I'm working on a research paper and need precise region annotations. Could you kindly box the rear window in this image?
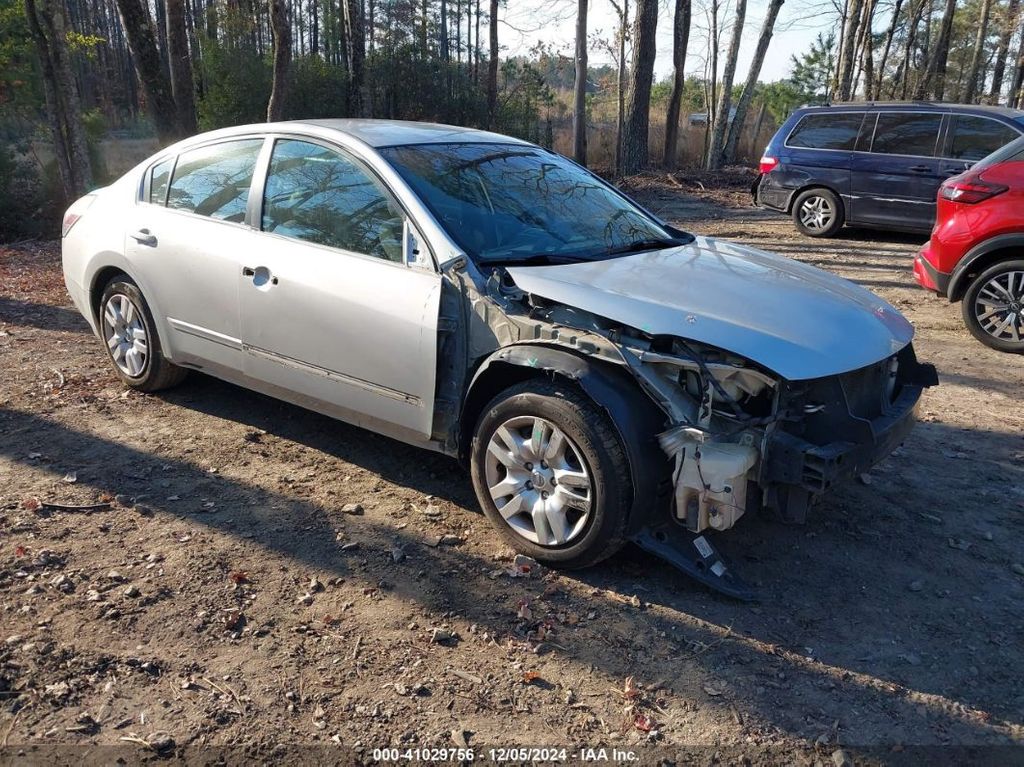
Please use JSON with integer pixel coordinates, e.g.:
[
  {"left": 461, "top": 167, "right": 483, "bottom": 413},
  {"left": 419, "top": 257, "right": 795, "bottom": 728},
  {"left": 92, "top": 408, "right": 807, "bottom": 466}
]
[
  {"left": 149, "top": 158, "right": 172, "bottom": 205},
  {"left": 948, "top": 116, "right": 1021, "bottom": 161},
  {"left": 972, "top": 136, "right": 1024, "bottom": 170},
  {"left": 870, "top": 113, "right": 942, "bottom": 156},
  {"left": 166, "top": 139, "right": 263, "bottom": 222},
  {"left": 786, "top": 113, "right": 865, "bottom": 150}
]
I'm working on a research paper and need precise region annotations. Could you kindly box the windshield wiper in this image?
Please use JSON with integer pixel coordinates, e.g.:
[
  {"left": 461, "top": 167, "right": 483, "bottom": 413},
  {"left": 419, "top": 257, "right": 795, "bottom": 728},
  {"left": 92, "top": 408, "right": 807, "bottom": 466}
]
[
  {"left": 603, "top": 237, "right": 688, "bottom": 257},
  {"left": 479, "top": 253, "right": 593, "bottom": 266}
]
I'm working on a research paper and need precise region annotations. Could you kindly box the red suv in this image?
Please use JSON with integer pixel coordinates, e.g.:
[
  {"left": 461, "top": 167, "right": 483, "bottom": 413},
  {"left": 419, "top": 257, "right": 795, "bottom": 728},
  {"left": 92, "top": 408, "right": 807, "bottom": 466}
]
[{"left": 914, "top": 136, "right": 1024, "bottom": 352}]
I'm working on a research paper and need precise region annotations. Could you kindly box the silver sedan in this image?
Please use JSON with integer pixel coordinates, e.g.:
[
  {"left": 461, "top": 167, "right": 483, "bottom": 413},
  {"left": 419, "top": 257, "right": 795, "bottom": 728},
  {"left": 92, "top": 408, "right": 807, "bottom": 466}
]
[{"left": 61, "top": 120, "right": 936, "bottom": 597}]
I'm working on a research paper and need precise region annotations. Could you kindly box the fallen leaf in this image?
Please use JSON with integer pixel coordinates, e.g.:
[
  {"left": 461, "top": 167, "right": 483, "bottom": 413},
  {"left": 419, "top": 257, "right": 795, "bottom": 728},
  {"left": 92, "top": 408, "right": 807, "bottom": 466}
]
[
  {"left": 622, "top": 676, "right": 641, "bottom": 700},
  {"left": 229, "top": 571, "right": 248, "bottom": 584},
  {"left": 633, "top": 713, "right": 654, "bottom": 732},
  {"left": 22, "top": 497, "right": 41, "bottom": 511},
  {"left": 523, "top": 671, "right": 541, "bottom": 683},
  {"left": 15, "top": 545, "right": 27, "bottom": 558}
]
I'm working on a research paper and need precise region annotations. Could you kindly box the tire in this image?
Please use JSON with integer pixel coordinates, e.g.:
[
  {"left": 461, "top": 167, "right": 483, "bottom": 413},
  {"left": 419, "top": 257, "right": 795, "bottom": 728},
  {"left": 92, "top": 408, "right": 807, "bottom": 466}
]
[
  {"left": 469, "top": 379, "right": 633, "bottom": 569},
  {"left": 792, "top": 187, "right": 844, "bottom": 238},
  {"left": 961, "top": 259, "right": 1024, "bottom": 354},
  {"left": 98, "top": 276, "right": 188, "bottom": 391}
]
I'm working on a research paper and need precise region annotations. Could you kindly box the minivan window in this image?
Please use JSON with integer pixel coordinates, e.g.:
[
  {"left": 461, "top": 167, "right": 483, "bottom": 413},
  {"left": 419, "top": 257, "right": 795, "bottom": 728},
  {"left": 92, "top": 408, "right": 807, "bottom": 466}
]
[
  {"left": 786, "top": 113, "right": 864, "bottom": 150},
  {"left": 949, "top": 116, "right": 1020, "bottom": 162},
  {"left": 166, "top": 138, "right": 263, "bottom": 222},
  {"left": 261, "top": 139, "right": 405, "bottom": 263},
  {"left": 149, "top": 158, "right": 173, "bottom": 205},
  {"left": 870, "top": 113, "right": 942, "bottom": 157}
]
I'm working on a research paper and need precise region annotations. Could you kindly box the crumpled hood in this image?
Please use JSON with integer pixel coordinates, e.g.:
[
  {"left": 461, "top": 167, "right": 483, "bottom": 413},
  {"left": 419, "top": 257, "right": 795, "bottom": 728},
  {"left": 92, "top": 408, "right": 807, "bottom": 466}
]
[{"left": 506, "top": 235, "right": 914, "bottom": 380}]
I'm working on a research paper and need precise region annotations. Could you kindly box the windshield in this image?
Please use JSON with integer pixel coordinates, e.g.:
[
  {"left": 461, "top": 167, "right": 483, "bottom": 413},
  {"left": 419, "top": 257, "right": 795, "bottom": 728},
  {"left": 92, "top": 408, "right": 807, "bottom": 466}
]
[{"left": 379, "top": 142, "right": 686, "bottom": 264}]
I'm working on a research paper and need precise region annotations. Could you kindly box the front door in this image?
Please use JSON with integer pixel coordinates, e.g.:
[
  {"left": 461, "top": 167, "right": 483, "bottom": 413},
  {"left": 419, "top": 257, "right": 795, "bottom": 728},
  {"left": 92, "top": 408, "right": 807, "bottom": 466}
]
[
  {"left": 240, "top": 137, "right": 442, "bottom": 439},
  {"left": 850, "top": 111, "right": 945, "bottom": 231}
]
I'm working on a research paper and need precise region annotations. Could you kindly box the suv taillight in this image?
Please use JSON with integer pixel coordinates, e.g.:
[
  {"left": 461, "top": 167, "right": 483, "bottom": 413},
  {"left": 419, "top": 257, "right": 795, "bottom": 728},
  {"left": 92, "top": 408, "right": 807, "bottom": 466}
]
[
  {"left": 940, "top": 173, "right": 1008, "bottom": 204},
  {"left": 759, "top": 156, "right": 779, "bottom": 175}
]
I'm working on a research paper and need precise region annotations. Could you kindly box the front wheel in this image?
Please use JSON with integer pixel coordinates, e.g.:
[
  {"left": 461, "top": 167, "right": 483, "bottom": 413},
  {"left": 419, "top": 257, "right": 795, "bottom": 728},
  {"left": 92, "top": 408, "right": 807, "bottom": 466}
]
[
  {"left": 99, "top": 277, "right": 188, "bottom": 391},
  {"left": 961, "top": 259, "right": 1024, "bottom": 353},
  {"left": 792, "top": 188, "right": 844, "bottom": 238},
  {"left": 469, "top": 380, "right": 633, "bottom": 569}
]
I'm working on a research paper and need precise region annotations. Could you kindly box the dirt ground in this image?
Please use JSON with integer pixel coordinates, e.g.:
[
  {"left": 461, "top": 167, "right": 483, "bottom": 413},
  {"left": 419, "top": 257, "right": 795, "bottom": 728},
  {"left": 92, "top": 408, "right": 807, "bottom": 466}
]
[{"left": 1, "top": 175, "right": 1023, "bottom": 765}]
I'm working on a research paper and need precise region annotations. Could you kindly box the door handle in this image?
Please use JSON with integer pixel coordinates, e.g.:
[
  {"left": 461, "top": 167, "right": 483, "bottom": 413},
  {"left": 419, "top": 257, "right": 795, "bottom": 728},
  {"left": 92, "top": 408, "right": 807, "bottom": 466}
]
[
  {"left": 908, "top": 165, "right": 931, "bottom": 173},
  {"left": 242, "top": 266, "right": 279, "bottom": 286},
  {"left": 129, "top": 229, "right": 157, "bottom": 246}
]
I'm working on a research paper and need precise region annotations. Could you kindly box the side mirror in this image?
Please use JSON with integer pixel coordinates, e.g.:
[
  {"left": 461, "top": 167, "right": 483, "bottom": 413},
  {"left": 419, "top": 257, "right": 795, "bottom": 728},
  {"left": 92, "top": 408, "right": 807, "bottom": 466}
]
[{"left": 403, "top": 219, "right": 430, "bottom": 269}]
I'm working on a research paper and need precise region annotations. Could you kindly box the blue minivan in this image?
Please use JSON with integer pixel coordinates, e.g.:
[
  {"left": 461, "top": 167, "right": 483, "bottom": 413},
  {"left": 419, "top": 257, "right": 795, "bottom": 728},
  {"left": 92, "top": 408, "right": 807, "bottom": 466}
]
[{"left": 754, "top": 102, "right": 1024, "bottom": 237}]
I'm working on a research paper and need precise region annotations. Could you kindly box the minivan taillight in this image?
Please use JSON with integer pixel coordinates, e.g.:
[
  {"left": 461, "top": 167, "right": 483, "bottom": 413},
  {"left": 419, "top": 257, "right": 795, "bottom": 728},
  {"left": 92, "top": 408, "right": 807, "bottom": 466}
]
[
  {"left": 940, "top": 174, "right": 1008, "bottom": 204},
  {"left": 759, "top": 156, "right": 779, "bottom": 175}
]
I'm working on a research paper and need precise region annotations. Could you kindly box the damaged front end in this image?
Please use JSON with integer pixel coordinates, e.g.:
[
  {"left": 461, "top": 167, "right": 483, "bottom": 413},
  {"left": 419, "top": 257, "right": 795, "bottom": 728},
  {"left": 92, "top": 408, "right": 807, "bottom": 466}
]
[{"left": 449, "top": 252, "right": 937, "bottom": 600}]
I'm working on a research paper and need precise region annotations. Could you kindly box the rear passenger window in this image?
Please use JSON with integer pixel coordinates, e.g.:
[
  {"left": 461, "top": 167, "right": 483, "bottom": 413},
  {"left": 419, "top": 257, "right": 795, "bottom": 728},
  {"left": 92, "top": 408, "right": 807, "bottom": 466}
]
[
  {"left": 949, "top": 116, "right": 1020, "bottom": 161},
  {"left": 166, "top": 139, "right": 263, "bottom": 222},
  {"left": 149, "top": 158, "right": 172, "bottom": 205},
  {"left": 786, "top": 113, "right": 864, "bottom": 150},
  {"left": 870, "top": 113, "right": 941, "bottom": 156}
]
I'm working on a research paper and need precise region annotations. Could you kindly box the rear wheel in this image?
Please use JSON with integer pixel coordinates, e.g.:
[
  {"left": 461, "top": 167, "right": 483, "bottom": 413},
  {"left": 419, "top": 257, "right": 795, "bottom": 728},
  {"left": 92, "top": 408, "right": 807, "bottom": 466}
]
[
  {"left": 99, "top": 277, "right": 188, "bottom": 390},
  {"left": 469, "top": 380, "right": 632, "bottom": 569},
  {"left": 792, "top": 188, "right": 844, "bottom": 238},
  {"left": 962, "top": 259, "right": 1024, "bottom": 353}
]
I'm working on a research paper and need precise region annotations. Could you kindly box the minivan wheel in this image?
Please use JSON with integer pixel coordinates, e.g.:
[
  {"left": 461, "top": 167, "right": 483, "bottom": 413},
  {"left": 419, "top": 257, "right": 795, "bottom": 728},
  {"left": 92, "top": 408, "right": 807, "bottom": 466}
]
[
  {"left": 99, "top": 277, "right": 188, "bottom": 391},
  {"left": 792, "top": 188, "right": 844, "bottom": 238},
  {"left": 470, "top": 380, "right": 632, "bottom": 569},
  {"left": 961, "top": 259, "right": 1024, "bottom": 353}
]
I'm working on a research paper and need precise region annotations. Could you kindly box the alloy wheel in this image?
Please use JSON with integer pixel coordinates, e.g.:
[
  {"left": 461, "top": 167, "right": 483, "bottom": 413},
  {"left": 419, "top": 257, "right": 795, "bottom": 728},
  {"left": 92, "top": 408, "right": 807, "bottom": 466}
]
[
  {"left": 101, "top": 293, "right": 148, "bottom": 377},
  {"left": 973, "top": 270, "right": 1024, "bottom": 343},
  {"left": 484, "top": 415, "right": 593, "bottom": 547},
  {"left": 798, "top": 195, "right": 835, "bottom": 233}
]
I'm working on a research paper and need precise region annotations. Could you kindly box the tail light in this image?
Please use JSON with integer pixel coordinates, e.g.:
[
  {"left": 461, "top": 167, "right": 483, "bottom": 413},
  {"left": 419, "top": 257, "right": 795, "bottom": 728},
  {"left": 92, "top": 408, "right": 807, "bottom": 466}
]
[
  {"left": 940, "top": 173, "right": 1008, "bottom": 204},
  {"left": 759, "top": 156, "right": 779, "bottom": 175},
  {"left": 61, "top": 194, "right": 96, "bottom": 237}
]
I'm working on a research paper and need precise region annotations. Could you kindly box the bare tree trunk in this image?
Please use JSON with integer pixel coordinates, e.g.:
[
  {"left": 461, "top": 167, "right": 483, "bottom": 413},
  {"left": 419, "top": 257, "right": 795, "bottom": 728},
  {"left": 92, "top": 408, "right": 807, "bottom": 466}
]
[
  {"left": 874, "top": 0, "right": 903, "bottom": 96},
  {"left": 267, "top": 0, "right": 290, "bottom": 120},
  {"left": 835, "top": 0, "right": 863, "bottom": 100},
  {"left": 620, "top": 0, "right": 656, "bottom": 175},
  {"left": 989, "top": 0, "right": 1020, "bottom": 103},
  {"left": 114, "top": 0, "right": 181, "bottom": 142},
  {"left": 896, "top": 0, "right": 925, "bottom": 98},
  {"left": 917, "top": 0, "right": 956, "bottom": 100},
  {"left": 24, "top": 0, "right": 93, "bottom": 199},
  {"left": 706, "top": 0, "right": 745, "bottom": 169},
  {"left": 663, "top": 0, "right": 691, "bottom": 168},
  {"left": 165, "top": 0, "right": 196, "bottom": 134},
  {"left": 609, "top": 0, "right": 627, "bottom": 174},
  {"left": 486, "top": 0, "right": 497, "bottom": 124},
  {"left": 963, "top": 0, "right": 994, "bottom": 102},
  {"left": 723, "top": 0, "right": 782, "bottom": 165},
  {"left": 859, "top": 0, "right": 875, "bottom": 100},
  {"left": 832, "top": 0, "right": 850, "bottom": 96},
  {"left": 440, "top": 0, "right": 448, "bottom": 61},
  {"left": 572, "top": 0, "right": 588, "bottom": 164},
  {"left": 342, "top": 0, "right": 364, "bottom": 115},
  {"left": 1012, "top": 18, "right": 1024, "bottom": 107}
]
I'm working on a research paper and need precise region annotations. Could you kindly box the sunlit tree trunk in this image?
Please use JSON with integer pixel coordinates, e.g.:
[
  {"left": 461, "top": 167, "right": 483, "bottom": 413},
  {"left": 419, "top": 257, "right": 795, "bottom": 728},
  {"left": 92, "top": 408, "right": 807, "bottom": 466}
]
[
  {"left": 663, "top": 0, "right": 691, "bottom": 168},
  {"left": 962, "top": 0, "right": 994, "bottom": 102},
  {"left": 166, "top": 0, "right": 197, "bottom": 134},
  {"left": 342, "top": 0, "right": 364, "bottom": 115},
  {"left": 486, "top": 0, "right": 497, "bottom": 124},
  {"left": 620, "top": 0, "right": 657, "bottom": 175},
  {"left": 874, "top": 0, "right": 903, "bottom": 96},
  {"left": 706, "top": 0, "right": 745, "bottom": 169},
  {"left": 267, "top": 0, "right": 291, "bottom": 120},
  {"left": 988, "top": 0, "right": 1020, "bottom": 103},
  {"left": 723, "top": 0, "right": 782, "bottom": 165},
  {"left": 113, "top": 0, "right": 181, "bottom": 142},
  {"left": 572, "top": 0, "right": 588, "bottom": 164},
  {"left": 917, "top": 0, "right": 956, "bottom": 100}
]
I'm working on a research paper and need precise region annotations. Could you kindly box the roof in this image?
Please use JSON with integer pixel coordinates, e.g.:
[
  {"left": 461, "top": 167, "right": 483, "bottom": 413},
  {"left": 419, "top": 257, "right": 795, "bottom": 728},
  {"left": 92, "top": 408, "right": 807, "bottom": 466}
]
[
  {"left": 799, "top": 101, "right": 1024, "bottom": 119},
  {"left": 281, "top": 119, "right": 530, "bottom": 148}
]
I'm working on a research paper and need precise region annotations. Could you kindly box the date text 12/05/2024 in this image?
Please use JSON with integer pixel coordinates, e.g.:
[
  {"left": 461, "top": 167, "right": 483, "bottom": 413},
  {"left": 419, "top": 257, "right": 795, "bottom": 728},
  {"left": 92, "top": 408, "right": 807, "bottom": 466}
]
[{"left": 372, "top": 747, "right": 640, "bottom": 762}]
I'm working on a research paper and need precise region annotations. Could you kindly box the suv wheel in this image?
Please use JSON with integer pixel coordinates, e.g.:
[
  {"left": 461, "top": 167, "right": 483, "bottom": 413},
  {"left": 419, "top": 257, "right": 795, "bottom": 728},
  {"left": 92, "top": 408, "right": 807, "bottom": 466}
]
[
  {"left": 792, "top": 188, "right": 844, "bottom": 238},
  {"left": 99, "top": 276, "right": 188, "bottom": 390},
  {"left": 469, "top": 380, "right": 632, "bottom": 569},
  {"left": 962, "top": 259, "right": 1024, "bottom": 353}
]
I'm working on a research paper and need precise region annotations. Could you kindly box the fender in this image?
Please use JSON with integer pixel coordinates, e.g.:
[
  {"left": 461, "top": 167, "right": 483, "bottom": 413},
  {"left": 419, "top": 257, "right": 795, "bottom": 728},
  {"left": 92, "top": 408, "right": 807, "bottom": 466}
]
[
  {"left": 467, "top": 344, "right": 673, "bottom": 535},
  {"left": 948, "top": 233, "right": 1024, "bottom": 301}
]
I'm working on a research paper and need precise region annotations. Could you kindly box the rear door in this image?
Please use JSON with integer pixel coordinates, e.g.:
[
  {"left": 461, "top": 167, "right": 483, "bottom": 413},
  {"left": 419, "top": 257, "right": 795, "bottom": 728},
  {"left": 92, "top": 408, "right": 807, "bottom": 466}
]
[
  {"left": 773, "top": 111, "right": 863, "bottom": 210},
  {"left": 123, "top": 137, "right": 265, "bottom": 371},
  {"left": 942, "top": 114, "right": 1023, "bottom": 175},
  {"left": 850, "top": 111, "right": 945, "bottom": 230},
  {"left": 239, "top": 137, "right": 442, "bottom": 439}
]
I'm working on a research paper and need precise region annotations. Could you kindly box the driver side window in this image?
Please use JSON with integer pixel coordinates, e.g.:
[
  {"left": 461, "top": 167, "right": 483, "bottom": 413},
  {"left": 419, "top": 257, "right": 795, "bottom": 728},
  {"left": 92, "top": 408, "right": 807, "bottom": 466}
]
[{"left": 261, "top": 139, "right": 405, "bottom": 263}]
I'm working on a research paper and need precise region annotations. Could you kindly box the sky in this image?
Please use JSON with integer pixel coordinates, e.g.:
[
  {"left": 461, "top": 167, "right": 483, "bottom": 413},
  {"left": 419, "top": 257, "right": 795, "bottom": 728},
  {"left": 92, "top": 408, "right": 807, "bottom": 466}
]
[{"left": 502, "top": 0, "right": 843, "bottom": 84}]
